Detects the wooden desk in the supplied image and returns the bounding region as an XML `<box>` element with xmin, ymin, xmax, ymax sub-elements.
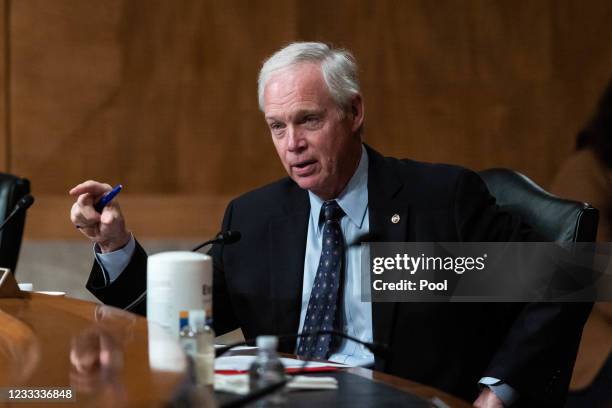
<box><xmin>0</xmin><ymin>294</ymin><xmax>470</xmax><ymax>407</ymax></box>
<box><xmin>0</xmin><ymin>293</ymin><xmax>189</xmax><ymax>407</ymax></box>
<box><xmin>346</xmin><ymin>367</ymin><xmax>472</xmax><ymax>407</ymax></box>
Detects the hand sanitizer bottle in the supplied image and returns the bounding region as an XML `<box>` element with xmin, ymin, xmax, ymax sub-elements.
<box><xmin>179</xmin><ymin>309</ymin><xmax>215</xmax><ymax>386</ymax></box>
<box><xmin>248</xmin><ymin>335</ymin><xmax>286</xmax><ymax>406</ymax></box>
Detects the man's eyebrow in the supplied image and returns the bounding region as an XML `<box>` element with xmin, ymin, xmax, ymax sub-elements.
<box><xmin>295</xmin><ymin>109</ymin><xmax>325</xmax><ymax>116</ymax></box>
<box><xmin>265</xmin><ymin>109</ymin><xmax>326</xmax><ymax>122</ymax></box>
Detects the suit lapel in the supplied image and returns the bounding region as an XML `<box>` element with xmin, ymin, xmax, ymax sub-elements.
<box><xmin>268</xmin><ymin>185</ymin><xmax>309</xmax><ymax>352</ymax></box>
<box><xmin>366</xmin><ymin>146</ymin><xmax>410</xmax><ymax>358</ymax></box>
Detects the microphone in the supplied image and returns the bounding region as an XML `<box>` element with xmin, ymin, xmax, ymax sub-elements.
<box><xmin>191</xmin><ymin>230</ymin><xmax>241</xmax><ymax>252</ymax></box>
<box><xmin>218</xmin><ymin>330</ymin><xmax>392</xmax><ymax>408</ymax></box>
<box><xmin>0</xmin><ymin>194</ymin><xmax>35</xmax><ymax>233</ymax></box>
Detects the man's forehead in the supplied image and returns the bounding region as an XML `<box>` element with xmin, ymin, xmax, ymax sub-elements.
<box><xmin>268</xmin><ymin>62</ymin><xmax>323</xmax><ymax>85</ymax></box>
<box><xmin>263</xmin><ymin>63</ymin><xmax>332</xmax><ymax>115</ymax></box>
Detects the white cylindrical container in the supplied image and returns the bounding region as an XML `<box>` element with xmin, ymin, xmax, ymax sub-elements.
<box><xmin>147</xmin><ymin>251</ymin><xmax>212</xmax><ymax>338</ymax></box>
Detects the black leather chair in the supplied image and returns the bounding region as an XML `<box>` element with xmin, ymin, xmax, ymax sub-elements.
<box><xmin>478</xmin><ymin>168</ymin><xmax>599</xmax><ymax>243</ymax></box>
<box><xmin>0</xmin><ymin>174</ymin><xmax>31</xmax><ymax>273</ymax></box>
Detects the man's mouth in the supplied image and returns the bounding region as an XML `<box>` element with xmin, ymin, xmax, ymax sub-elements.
<box><xmin>292</xmin><ymin>159</ymin><xmax>317</xmax><ymax>176</ymax></box>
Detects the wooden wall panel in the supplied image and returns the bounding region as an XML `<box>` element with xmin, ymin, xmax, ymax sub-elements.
<box><xmin>10</xmin><ymin>0</ymin><xmax>295</xmax><ymax>196</ymax></box>
<box><xmin>548</xmin><ymin>0</ymin><xmax>612</xmax><ymax>177</ymax></box>
<box><xmin>5</xmin><ymin>0</ymin><xmax>612</xmax><ymax>238</ymax></box>
<box><xmin>9</xmin><ymin>0</ymin><xmax>297</xmax><ymax>238</ymax></box>
<box><xmin>0</xmin><ymin>0</ymin><xmax>6</xmax><ymax>172</ymax></box>
<box><xmin>297</xmin><ymin>0</ymin><xmax>570</xmax><ymax>187</ymax></box>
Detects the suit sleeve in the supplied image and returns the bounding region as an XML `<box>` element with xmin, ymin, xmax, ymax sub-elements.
<box><xmin>453</xmin><ymin>170</ymin><xmax>592</xmax><ymax>407</ymax></box>
<box><xmin>87</xmin><ymin>240</ymin><xmax>148</xmax><ymax>316</ymax></box>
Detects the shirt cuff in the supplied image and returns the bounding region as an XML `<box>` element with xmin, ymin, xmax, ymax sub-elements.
<box><xmin>94</xmin><ymin>234</ymin><xmax>136</xmax><ymax>284</ymax></box>
<box><xmin>479</xmin><ymin>377</ymin><xmax>518</xmax><ymax>407</ymax></box>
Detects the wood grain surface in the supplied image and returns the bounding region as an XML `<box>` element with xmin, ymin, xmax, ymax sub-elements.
<box><xmin>0</xmin><ymin>293</ymin><xmax>190</xmax><ymax>407</ymax></box>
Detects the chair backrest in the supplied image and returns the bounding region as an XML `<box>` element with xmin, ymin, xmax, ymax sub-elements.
<box><xmin>478</xmin><ymin>168</ymin><xmax>599</xmax><ymax>243</ymax></box>
<box><xmin>0</xmin><ymin>174</ymin><xmax>31</xmax><ymax>273</ymax></box>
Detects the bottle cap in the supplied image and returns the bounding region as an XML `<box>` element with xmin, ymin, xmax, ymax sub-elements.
<box><xmin>188</xmin><ymin>309</ymin><xmax>206</xmax><ymax>330</ymax></box>
<box><xmin>256</xmin><ymin>335</ymin><xmax>278</xmax><ymax>350</ymax></box>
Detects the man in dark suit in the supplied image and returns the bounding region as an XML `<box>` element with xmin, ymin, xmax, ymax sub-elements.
<box><xmin>70</xmin><ymin>42</ymin><xmax>589</xmax><ymax>407</ymax></box>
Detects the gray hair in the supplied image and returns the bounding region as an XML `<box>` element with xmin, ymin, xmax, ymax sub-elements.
<box><xmin>257</xmin><ymin>42</ymin><xmax>360</xmax><ymax>112</ymax></box>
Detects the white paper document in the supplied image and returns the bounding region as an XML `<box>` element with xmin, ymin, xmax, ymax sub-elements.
<box><xmin>215</xmin><ymin>355</ymin><xmax>348</xmax><ymax>372</ymax></box>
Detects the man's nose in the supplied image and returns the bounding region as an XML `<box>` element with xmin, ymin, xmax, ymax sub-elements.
<box><xmin>287</xmin><ymin>126</ymin><xmax>306</xmax><ymax>152</ymax></box>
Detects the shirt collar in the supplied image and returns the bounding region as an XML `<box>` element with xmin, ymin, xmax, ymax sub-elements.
<box><xmin>308</xmin><ymin>145</ymin><xmax>369</xmax><ymax>234</ymax></box>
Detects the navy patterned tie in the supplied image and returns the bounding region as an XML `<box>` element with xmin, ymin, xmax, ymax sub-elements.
<box><xmin>297</xmin><ymin>200</ymin><xmax>345</xmax><ymax>359</ymax></box>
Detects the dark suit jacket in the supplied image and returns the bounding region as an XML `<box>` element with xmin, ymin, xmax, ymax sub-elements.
<box><xmin>87</xmin><ymin>145</ymin><xmax>590</xmax><ymax>406</ymax></box>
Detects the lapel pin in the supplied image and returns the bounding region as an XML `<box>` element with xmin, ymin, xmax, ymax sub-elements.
<box><xmin>391</xmin><ymin>214</ymin><xmax>400</xmax><ymax>224</ymax></box>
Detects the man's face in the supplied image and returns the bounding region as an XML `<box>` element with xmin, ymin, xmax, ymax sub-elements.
<box><xmin>263</xmin><ymin>63</ymin><xmax>363</xmax><ymax>200</ymax></box>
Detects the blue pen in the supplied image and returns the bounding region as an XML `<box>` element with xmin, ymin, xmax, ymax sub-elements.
<box><xmin>94</xmin><ymin>184</ymin><xmax>123</xmax><ymax>213</ymax></box>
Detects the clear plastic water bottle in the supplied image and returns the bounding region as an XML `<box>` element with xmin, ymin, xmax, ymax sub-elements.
<box><xmin>248</xmin><ymin>335</ymin><xmax>286</xmax><ymax>406</ymax></box>
<box><xmin>179</xmin><ymin>310</ymin><xmax>215</xmax><ymax>386</ymax></box>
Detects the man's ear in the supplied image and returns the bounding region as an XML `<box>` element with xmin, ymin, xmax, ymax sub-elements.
<box><xmin>350</xmin><ymin>94</ymin><xmax>364</xmax><ymax>133</ymax></box>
